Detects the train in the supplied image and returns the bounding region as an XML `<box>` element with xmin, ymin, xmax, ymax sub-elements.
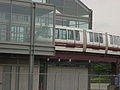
<box><xmin>54</xmin><ymin>26</ymin><xmax>120</xmax><ymax>55</ymax></box>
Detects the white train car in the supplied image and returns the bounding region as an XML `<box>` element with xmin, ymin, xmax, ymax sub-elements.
<box><xmin>107</xmin><ymin>34</ymin><xmax>120</xmax><ymax>55</ymax></box>
<box><xmin>55</xmin><ymin>26</ymin><xmax>120</xmax><ymax>55</ymax></box>
<box><xmin>55</xmin><ymin>26</ymin><xmax>83</xmax><ymax>52</ymax></box>
<box><xmin>86</xmin><ymin>30</ymin><xmax>106</xmax><ymax>54</ymax></box>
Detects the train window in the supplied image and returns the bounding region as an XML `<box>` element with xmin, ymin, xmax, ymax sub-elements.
<box><xmin>55</xmin><ymin>29</ymin><xmax>59</xmax><ymax>39</ymax></box>
<box><xmin>68</xmin><ymin>30</ymin><xmax>74</xmax><ymax>40</ymax></box>
<box><xmin>113</xmin><ymin>36</ymin><xmax>117</xmax><ymax>45</ymax></box>
<box><xmin>110</xmin><ymin>35</ymin><xmax>113</xmax><ymax>44</ymax></box>
<box><xmin>0</xmin><ymin>24</ymin><xmax>7</xmax><ymax>41</ymax></box>
<box><xmin>0</xmin><ymin>13</ymin><xmax>5</xmax><ymax>19</ymax></box>
<box><xmin>118</xmin><ymin>37</ymin><xmax>120</xmax><ymax>46</ymax></box>
<box><xmin>94</xmin><ymin>33</ymin><xmax>99</xmax><ymax>42</ymax></box>
<box><xmin>59</xmin><ymin>29</ymin><xmax>67</xmax><ymax>40</ymax></box>
<box><xmin>75</xmin><ymin>30</ymin><xmax>80</xmax><ymax>41</ymax></box>
<box><xmin>116</xmin><ymin>36</ymin><xmax>119</xmax><ymax>45</ymax></box>
<box><xmin>99</xmin><ymin>33</ymin><xmax>103</xmax><ymax>43</ymax></box>
<box><xmin>89</xmin><ymin>32</ymin><xmax>93</xmax><ymax>42</ymax></box>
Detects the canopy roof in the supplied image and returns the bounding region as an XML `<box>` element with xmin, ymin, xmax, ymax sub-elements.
<box><xmin>49</xmin><ymin>0</ymin><xmax>92</xmax><ymax>16</ymax></box>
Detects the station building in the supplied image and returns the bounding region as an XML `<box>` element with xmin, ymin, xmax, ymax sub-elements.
<box><xmin>0</xmin><ymin>0</ymin><xmax>92</xmax><ymax>90</ymax></box>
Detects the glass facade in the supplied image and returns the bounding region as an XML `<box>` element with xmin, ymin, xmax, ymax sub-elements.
<box><xmin>49</xmin><ymin>0</ymin><xmax>92</xmax><ymax>29</ymax></box>
<box><xmin>56</xmin><ymin>19</ymin><xmax>89</xmax><ymax>29</ymax></box>
<box><xmin>35</xmin><ymin>5</ymin><xmax>54</xmax><ymax>45</ymax></box>
<box><xmin>0</xmin><ymin>2</ymin><xmax>31</xmax><ymax>43</ymax></box>
<box><xmin>0</xmin><ymin>1</ymin><xmax>55</xmax><ymax>46</ymax></box>
<box><xmin>11</xmin><ymin>3</ymin><xmax>31</xmax><ymax>43</ymax></box>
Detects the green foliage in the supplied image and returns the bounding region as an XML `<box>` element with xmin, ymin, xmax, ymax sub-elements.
<box><xmin>91</xmin><ymin>63</ymin><xmax>111</xmax><ymax>75</ymax></box>
<box><xmin>90</xmin><ymin>63</ymin><xmax>112</xmax><ymax>83</ymax></box>
<box><xmin>91</xmin><ymin>77</ymin><xmax>111</xmax><ymax>83</ymax></box>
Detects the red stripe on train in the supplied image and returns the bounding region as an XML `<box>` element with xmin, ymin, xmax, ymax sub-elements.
<box><xmin>55</xmin><ymin>42</ymin><xmax>83</xmax><ymax>48</ymax></box>
<box><xmin>87</xmin><ymin>45</ymin><xmax>106</xmax><ymax>50</ymax></box>
<box><xmin>108</xmin><ymin>47</ymin><xmax>120</xmax><ymax>51</ymax></box>
<box><xmin>55</xmin><ymin>42</ymin><xmax>120</xmax><ymax>51</ymax></box>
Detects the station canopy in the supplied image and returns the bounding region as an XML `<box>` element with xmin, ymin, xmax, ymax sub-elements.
<box><xmin>49</xmin><ymin>0</ymin><xmax>91</xmax><ymax>17</ymax></box>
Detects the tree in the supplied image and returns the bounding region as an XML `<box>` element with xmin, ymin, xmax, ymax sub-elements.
<box><xmin>91</xmin><ymin>63</ymin><xmax>111</xmax><ymax>75</ymax></box>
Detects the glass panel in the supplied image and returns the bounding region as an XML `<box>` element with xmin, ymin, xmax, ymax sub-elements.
<box><xmin>113</xmin><ymin>36</ymin><xmax>117</xmax><ymax>45</ymax></box>
<box><xmin>69</xmin><ymin>21</ymin><xmax>76</xmax><ymax>28</ymax></box>
<box><xmin>12</xmin><ymin>14</ymin><xmax>29</xmax><ymax>22</ymax></box>
<box><xmin>56</xmin><ymin>16</ymin><xmax>89</xmax><ymax>29</ymax></box>
<box><xmin>55</xmin><ymin>28</ymin><xmax>59</xmax><ymax>39</ymax></box>
<box><xmin>118</xmin><ymin>37</ymin><xmax>120</xmax><ymax>46</ymax></box>
<box><xmin>0</xmin><ymin>3</ymin><xmax>10</xmax><ymax>42</ymax></box>
<box><xmin>35</xmin><ymin>7</ymin><xmax>54</xmax><ymax>45</ymax></box>
<box><xmin>35</xmin><ymin>26</ymin><xmax>52</xmax><ymax>42</ymax></box>
<box><xmin>110</xmin><ymin>35</ymin><xmax>113</xmax><ymax>45</ymax></box>
<box><xmin>32</xmin><ymin>0</ymin><xmax>46</xmax><ymax>3</ymax></box>
<box><xmin>89</xmin><ymin>32</ymin><xmax>93</xmax><ymax>42</ymax></box>
<box><xmin>0</xmin><ymin>24</ymin><xmax>7</xmax><ymax>41</ymax></box>
<box><xmin>0</xmin><ymin>12</ymin><xmax>6</xmax><ymax>20</ymax></box>
<box><xmin>94</xmin><ymin>33</ymin><xmax>99</xmax><ymax>42</ymax></box>
<box><xmin>10</xmin><ymin>25</ymin><xmax>29</xmax><ymax>43</ymax></box>
<box><xmin>56</xmin><ymin>18</ymin><xmax>62</xmax><ymax>26</ymax></box>
<box><xmin>59</xmin><ymin>29</ymin><xmax>67</xmax><ymax>40</ymax></box>
<box><xmin>50</xmin><ymin>0</ymin><xmax>91</xmax><ymax>29</ymax></box>
<box><xmin>68</xmin><ymin>30</ymin><xmax>74</xmax><ymax>40</ymax></box>
<box><xmin>99</xmin><ymin>33</ymin><xmax>103</xmax><ymax>43</ymax></box>
<box><xmin>79</xmin><ymin>22</ymin><xmax>89</xmax><ymax>29</ymax></box>
<box><xmin>11</xmin><ymin>4</ymin><xmax>31</xmax><ymax>43</ymax></box>
<box><xmin>75</xmin><ymin>30</ymin><xmax>80</xmax><ymax>41</ymax></box>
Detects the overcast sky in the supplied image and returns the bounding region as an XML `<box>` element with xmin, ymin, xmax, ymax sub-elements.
<box><xmin>81</xmin><ymin>0</ymin><xmax>120</xmax><ymax>35</ymax></box>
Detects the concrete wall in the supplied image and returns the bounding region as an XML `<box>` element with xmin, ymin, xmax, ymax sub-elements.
<box><xmin>0</xmin><ymin>65</ymin><xmax>39</xmax><ymax>90</ymax></box>
<box><xmin>47</xmin><ymin>67</ymin><xmax>88</xmax><ymax>90</ymax></box>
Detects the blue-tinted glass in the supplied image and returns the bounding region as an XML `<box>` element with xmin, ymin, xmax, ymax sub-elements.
<box><xmin>68</xmin><ymin>30</ymin><xmax>74</xmax><ymax>40</ymax></box>
<box><xmin>35</xmin><ymin>7</ymin><xmax>54</xmax><ymax>45</ymax></box>
<box><xmin>59</xmin><ymin>29</ymin><xmax>67</xmax><ymax>40</ymax></box>
<box><xmin>99</xmin><ymin>33</ymin><xmax>103</xmax><ymax>43</ymax></box>
<box><xmin>55</xmin><ymin>29</ymin><xmax>59</xmax><ymax>39</ymax></box>
<box><xmin>89</xmin><ymin>32</ymin><xmax>93</xmax><ymax>42</ymax></box>
<box><xmin>75</xmin><ymin>30</ymin><xmax>80</xmax><ymax>41</ymax></box>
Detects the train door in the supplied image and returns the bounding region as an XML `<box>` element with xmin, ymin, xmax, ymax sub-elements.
<box><xmin>75</xmin><ymin>30</ymin><xmax>83</xmax><ymax>48</ymax></box>
<box><xmin>99</xmin><ymin>33</ymin><xmax>106</xmax><ymax>47</ymax></box>
<box><xmin>86</xmin><ymin>31</ymin><xmax>94</xmax><ymax>45</ymax></box>
<box><xmin>93</xmin><ymin>32</ymin><xmax>100</xmax><ymax>46</ymax></box>
<box><xmin>108</xmin><ymin>34</ymin><xmax>118</xmax><ymax>48</ymax></box>
<box><xmin>67</xmin><ymin>29</ymin><xmax>75</xmax><ymax>47</ymax></box>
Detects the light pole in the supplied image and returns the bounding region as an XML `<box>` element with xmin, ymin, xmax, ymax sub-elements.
<box><xmin>28</xmin><ymin>2</ymin><xmax>35</xmax><ymax>90</ymax></box>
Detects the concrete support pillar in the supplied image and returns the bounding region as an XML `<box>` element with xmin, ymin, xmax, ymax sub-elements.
<box><xmin>88</xmin><ymin>62</ymin><xmax>91</xmax><ymax>90</ymax></box>
<box><xmin>39</xmin><ymin>60</ymin><xmax>48</xmax><ymax>90</ymax></box>
<box><xmin>111</xmin><ymin>62</ymin><xmax>119</xmax><ymax>85</ymax></box>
